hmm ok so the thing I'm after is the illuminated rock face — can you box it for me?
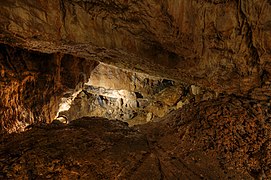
[58,64,176,124]
[0,44,208,132]
[57,64,217,125]
[0,44,213,132]
[0,45,98,132]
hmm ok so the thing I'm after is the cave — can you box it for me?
[1,0,271,179]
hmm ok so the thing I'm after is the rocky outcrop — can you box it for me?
[0,44,98,133]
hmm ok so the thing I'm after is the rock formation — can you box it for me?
[58,63,218,125]
[2,100,270,179]
[0,44,98,132]
[1,0,271,94]
[1,0,271,178]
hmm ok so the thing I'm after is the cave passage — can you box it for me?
[2,0,271,178]
[56,63,196,126]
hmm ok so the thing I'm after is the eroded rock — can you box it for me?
[57,64,218,125]
[0,44,98,133]
[1,97,266,179]
[1,0,271,95]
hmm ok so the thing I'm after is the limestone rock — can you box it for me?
[146,112,153,122]
[176,100,189,109]
[0,44,98,132]
[57,64,187,125]
[1,0,271,178]
[191,85,201,96]
[0,104,262,179]
[0,0,271,95]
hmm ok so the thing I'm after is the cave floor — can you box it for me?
[1,95,270,179]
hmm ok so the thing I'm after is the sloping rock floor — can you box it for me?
[1,96,271,179]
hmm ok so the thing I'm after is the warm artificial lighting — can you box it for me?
[55,89,82,119]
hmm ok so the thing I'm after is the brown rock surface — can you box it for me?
[1,0,271,131]
[57,67,217,126]
[1,0,271,178]
[1,0,271,94]
[0,44,98,132]
[59,63,186,125]
[3,95,270,179]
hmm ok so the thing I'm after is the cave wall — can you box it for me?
[1,1,271,177]
[1,0,271,95]
[60,63,217,125]
[1,0,271,131]
[0,44,98,132]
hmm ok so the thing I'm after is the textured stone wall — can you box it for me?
[57,63,218,125]
[1,0,271,130]
[1,0,271,95]
[0,44,98,132]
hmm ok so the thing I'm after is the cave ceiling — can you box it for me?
[1,0,271,95]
